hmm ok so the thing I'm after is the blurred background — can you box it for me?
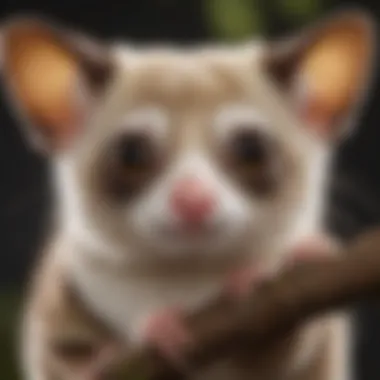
[1,0,380,379]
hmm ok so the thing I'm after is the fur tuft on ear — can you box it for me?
[263,8,377,141]
[0,15,115,153]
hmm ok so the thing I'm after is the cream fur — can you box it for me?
[55,43,337,380]
[12,34,362,380]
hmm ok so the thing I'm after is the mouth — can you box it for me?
[156,220,224,239]
[148,219,248,258]
[137,215,250,258]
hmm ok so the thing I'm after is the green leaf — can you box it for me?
[204,0,266,40]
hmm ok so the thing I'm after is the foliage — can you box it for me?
[277,0,322,23]
[204,0,265,39]
[204,0,325,39]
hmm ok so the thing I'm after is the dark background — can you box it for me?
[1,0,380,379]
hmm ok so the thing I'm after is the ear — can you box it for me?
[263,9,377,141]
[0,15,115,153]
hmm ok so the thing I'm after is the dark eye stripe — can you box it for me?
[226,128,280,197]
[116,134,152,168]
[231,129,268,165]
[100,132,161,202]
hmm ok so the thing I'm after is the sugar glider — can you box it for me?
[0,8,376,380]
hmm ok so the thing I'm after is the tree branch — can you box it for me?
[106,228,380,380]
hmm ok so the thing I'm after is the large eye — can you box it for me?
[226,128,280,195]
[104,132,161,200]
[115,133,153,171]
[230,129,268,168]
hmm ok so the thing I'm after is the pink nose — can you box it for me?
[170,178,215,225]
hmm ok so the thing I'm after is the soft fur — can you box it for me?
[58,42,330,336]
[1,10,375,380]
[26,43,345,380]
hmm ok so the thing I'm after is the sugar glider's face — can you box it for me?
[77,56,310,258]
[0,12,376,261]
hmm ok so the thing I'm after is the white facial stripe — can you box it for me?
[169,151,219,182]
[133,152,223,228]
[118,106,169,146]
[170,151,252,223]
[213,104,270,143]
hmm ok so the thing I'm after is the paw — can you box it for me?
[285,234,339,268]
[76,342,124,380]
[141,308,192,367]
[223,265,273,300]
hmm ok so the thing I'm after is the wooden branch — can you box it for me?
[105,228,380,380]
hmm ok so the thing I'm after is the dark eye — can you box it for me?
[227,128,280,196]
[103,132,160,201]
[116,133,152,169]
[230,129,268,166]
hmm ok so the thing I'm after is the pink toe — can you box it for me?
[141,308,192,364]
[289,235,338,264]
[224,266,270,299]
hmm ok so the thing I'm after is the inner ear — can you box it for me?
[0,16,114,152]
[263,9,376,140]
